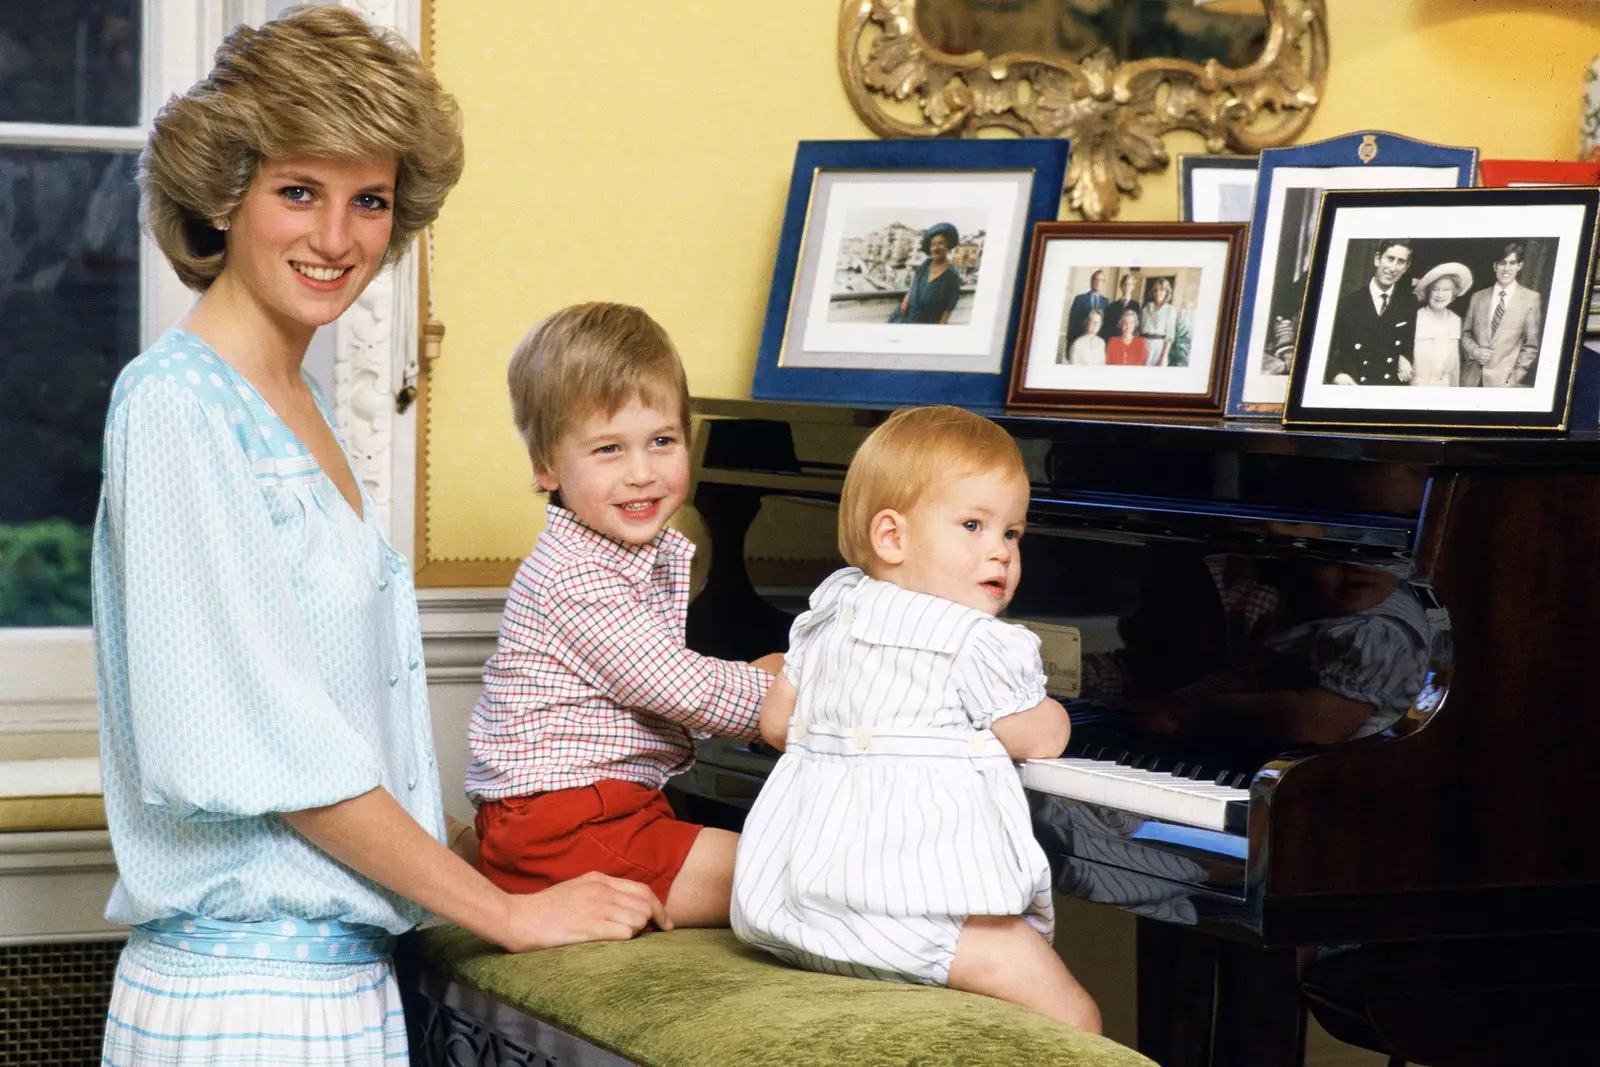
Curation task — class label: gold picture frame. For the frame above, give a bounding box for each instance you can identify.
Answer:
[838,0,1328,220]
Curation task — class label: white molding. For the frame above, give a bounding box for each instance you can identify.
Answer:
[141,0,226,348]
[328,0,422,550]
[0,630,97,734]
[0,588,503,735]
[0,830,123,944]
[417,587,507,682]
[0,124,145,150]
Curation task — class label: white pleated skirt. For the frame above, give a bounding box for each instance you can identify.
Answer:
[102,937,408,1066]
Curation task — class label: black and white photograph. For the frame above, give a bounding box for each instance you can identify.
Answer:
[1009,223,1246,414]
[1286,187,1600,430]
[1226,133,1477,416]
[826,209,986,326]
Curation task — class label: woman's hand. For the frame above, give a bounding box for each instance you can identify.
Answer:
[285,788,668,953]
[499,872,670,952]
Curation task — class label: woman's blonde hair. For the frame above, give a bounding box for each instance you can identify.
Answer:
[140,4,464,290]
[507,302,691,476]
[838,406,1027,571]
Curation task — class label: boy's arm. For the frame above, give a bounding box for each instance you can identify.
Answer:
[990,696,1071,761]
[547,586,771,738]
[757,674,799,752]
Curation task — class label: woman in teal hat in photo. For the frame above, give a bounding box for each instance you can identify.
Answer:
[891,221,964,324]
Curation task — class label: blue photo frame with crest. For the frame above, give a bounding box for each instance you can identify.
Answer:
[1225,131,1478,417]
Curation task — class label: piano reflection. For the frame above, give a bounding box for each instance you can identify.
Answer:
[674,397,1600,1066]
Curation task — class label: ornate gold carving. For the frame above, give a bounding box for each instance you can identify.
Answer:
[1357,133,1379,164]
[838,0,1328,219]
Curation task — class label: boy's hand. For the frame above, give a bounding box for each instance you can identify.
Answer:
[751,652,785,675]
[500,872,671,952]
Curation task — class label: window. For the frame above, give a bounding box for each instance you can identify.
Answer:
[1,3,144,627]
[0,1,422,733]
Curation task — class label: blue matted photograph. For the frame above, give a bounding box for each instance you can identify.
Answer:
[1224,131,1478,418]
[751,138,1070,408]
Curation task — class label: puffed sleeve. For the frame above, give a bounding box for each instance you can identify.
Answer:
[953,620,1048,729]
[780,567,862,689]
[101,379,382,819]
[1277,615,1428,723]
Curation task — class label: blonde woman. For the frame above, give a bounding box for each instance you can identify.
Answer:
[96,9,663,1064]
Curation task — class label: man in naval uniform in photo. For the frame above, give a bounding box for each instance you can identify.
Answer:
[1324,239,1415,386]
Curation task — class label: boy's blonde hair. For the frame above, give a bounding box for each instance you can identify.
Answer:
[140,5,463,291]
[838,406,1027,571]
[508,302,691,475]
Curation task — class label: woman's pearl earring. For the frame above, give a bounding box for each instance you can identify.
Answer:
[212,217,230,232]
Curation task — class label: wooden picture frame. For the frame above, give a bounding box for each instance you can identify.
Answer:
[1007,222,1247,416]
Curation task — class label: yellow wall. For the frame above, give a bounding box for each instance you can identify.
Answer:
[428,0,1600,564]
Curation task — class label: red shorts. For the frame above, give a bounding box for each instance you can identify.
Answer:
[474,780,701,905]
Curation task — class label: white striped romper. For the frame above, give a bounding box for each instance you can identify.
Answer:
[731,567,1054,986]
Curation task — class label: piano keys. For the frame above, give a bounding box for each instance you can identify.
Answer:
[1020,757,1249,835]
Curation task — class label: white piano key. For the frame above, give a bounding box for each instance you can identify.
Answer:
[1020,758,1249,833]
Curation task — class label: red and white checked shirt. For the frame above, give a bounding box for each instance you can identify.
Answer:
[465,505,770,802]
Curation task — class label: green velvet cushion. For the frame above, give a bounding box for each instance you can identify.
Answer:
[413,925,1155,1067]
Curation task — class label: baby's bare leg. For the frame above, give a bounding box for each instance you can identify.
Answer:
[663,827,739,927]
[947,915,1102,1033]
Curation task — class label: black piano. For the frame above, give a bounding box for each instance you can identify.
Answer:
[673,396,1600,1067]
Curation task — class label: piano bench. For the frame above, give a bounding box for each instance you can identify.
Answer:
[400,924,1153,1067]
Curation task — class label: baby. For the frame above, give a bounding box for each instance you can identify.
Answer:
[731,405,1101,1032]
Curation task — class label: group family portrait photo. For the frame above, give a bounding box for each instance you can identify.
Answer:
[1008,222,1246,415]
[1057,265,1200,367]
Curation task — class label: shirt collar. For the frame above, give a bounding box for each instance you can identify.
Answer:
[543,502,692,585]
[1369,278,1393,300]
[844,573,987,654]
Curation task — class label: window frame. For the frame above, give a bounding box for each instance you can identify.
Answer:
[0,0,423,735]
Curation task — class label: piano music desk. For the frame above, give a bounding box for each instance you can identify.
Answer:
[401,924,1154,1067]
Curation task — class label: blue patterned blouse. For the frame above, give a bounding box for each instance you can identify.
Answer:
[92,328,443,934]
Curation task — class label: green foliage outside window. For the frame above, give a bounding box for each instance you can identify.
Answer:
[0,521,94,626]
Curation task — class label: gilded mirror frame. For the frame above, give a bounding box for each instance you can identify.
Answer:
[839,0,1328,219]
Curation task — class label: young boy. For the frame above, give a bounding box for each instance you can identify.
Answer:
[466,302,781,929]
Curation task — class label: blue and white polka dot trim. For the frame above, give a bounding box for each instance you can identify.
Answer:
[136,913,395,965]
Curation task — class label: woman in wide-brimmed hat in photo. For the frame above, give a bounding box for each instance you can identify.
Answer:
[891,221,964,324]
[1409,261,1473,386]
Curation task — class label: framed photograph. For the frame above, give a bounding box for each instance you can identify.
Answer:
[1226,132,1478,418]
[1480,159,1600,188]
[1007,222,1247,415]
[1179,155,1258,223]
[751,139,1071,407]
[1284,187,1600,431]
